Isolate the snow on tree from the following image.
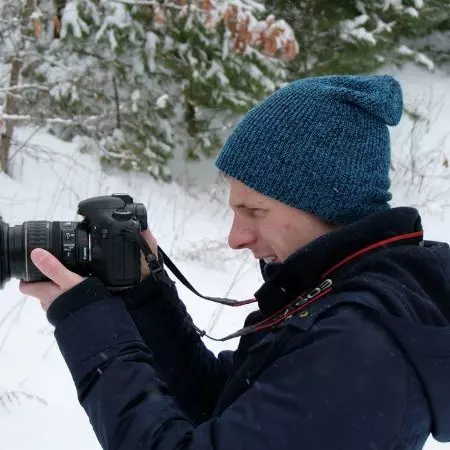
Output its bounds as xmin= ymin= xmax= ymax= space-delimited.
xmin=264 ymin=0 xmax=450 ymax=77
xmin=13 ymin=0 xmax=297 ymax=179
xmin=0 ymin=0 xmax=37 ymax=175
xmin=6 ymin=0 xmax=448 ymax=180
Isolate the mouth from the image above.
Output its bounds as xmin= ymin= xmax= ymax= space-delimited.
xmin=261 ymin=256 xmax=278 ymax=264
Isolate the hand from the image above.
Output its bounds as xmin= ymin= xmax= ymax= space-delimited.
xmin=139 ymin=229 xmax=159 ymax=281
xmin=19 ymin=248 xmax=85 ymax=311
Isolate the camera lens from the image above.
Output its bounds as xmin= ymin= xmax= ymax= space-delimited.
xmin=0 ymin=219 xmax=90 ymax=288
xmin=9 ymin=221 xmax=60 ymax=282
xmin=0 ymin=219 xmax=9 ymax=288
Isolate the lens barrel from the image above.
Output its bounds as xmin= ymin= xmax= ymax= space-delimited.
xmin=0 ymin=220 xmax=90 ymax=287
xmin=9 ymin=221 xmax=57 ymax=282
xmin=0 ymin=219 xmax=9 ymax=288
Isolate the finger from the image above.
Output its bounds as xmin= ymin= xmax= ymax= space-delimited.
xmin=19 ymin=279 xmax=61 ymax=301
xmin=140 ymin=250 xmax=151 ymax=281
xmin=30 ymin=248 xmax=83 ymax=288
xmin=141 ymin=229 xmax=158 ymax=257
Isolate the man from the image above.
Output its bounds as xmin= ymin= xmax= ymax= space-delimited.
xmin=20 ymin=75 xmax=450 ymax=449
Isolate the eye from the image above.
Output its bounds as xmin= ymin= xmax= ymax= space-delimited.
xmin=248 ymin=208 xmax=266 ymax=218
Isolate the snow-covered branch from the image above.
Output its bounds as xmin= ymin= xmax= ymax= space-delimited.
xmin=0 ymin=84 xmax=50 ymax=93
xmin=1 ymin=114 xmax=104 ymax=125
xmin=109 ymin=0 xmax=167 ymax=6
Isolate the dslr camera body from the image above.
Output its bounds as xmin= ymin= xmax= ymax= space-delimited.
xmin=0 ymin=194 xmax=148 ymax=290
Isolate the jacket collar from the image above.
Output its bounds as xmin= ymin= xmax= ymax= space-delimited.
xmin=256 ymin=207 xmax=422 ymax=317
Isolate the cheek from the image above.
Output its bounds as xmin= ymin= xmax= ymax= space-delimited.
xmin=260 ymin=213 xmax=297 ymax=242
xmin=270 ymin=216 xmax=296 ymax=237
xmin=258 ymin=220 xmax=284 ymax=247
xmin=271 ymin=220 xmax=303 ymax=252
xmin=281 ymin=221 xmax=295 ymax=232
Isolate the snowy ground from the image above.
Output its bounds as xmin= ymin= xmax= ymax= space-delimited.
xmin=0 ymin=66 xmax=449 ymax=449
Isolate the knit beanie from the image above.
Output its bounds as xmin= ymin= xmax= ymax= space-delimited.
xmin=215 ymin=75 xmax=403 ymax=224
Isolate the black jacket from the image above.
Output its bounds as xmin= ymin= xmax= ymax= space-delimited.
xmin=47 ymin=207 xmax=450 ymax=449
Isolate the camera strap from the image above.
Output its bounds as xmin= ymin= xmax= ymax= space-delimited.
xmin=139 ymin=231 xmax=424 ymax=342
xmin=138 ymin=236 xmax=256 ymax=307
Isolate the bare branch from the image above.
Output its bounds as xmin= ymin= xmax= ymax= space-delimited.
xmin=112 ymin=76 xmax=121 ymax=129
xmin=0 ymin=84 xmax=50 ymax=93
xmin=1 ymin=113 xmax=105 ymax=125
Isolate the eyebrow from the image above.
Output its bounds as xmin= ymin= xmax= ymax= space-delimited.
xmin=230 ymin=203 xmax=264 ymax=210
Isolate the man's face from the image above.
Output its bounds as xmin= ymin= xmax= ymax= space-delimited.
xmin=228 ymin=178 xmax=336 ymax=263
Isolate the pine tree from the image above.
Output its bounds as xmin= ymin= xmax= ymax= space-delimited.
xmin=17 ymin=0 xmax=297 ymax=180
xmin=394 ymin=0 xmax=450 ymax=67
xmin=264 ymin=0 xmax=450 ymax=78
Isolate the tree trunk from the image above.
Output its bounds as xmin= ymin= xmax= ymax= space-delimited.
xmin=0 ymin=59 xmax=22 ymax=175
xmin=0 ymin=0 xmax=36 ymax=175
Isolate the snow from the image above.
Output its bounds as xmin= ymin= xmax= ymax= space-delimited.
xmin=107 ymin=29 xmax=118 ymax=51
xmin=340 ymin=16 xmax=377 ymax=45
xmin=30 ymin=9 xmax=43 ymax=21
xmin=275 ymin=18 xmax=297 ymax=43
xmin=0 ymin=67 xmax=450 ymax=449
xmin=405 ymin=6 xmax=420 ymax=17
xmin=222 ymin=36 xmax=229 ymax=60
xmin=155 ymin=94 xmax=169 ymax=109
xmin=240 ymin=0 xmax=266 ymax=12
xmin=95 ymin=3 xmax=130 ymax=46
xmin=131 ymin=89 xmax=140 ymax=112
xmin=145 ymin=31 xmax=159 ymax=73
xmin=348 ymin=27 xmax=377 ymax=45
xmin=398 ymin=44 xmax=415 ymax=56
xmin=382 ymin=0 xmax=403 ymax=11
xmin=60 ymin=2 xmax=90 ymax=39
xmin=205 ymin=61 xmax=230 ymax=86
xmin=415 ymin=52 xmax=435 ymax=71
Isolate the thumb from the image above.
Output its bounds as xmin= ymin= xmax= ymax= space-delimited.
xmin=30 ymin=248 xmax=83 ymax=288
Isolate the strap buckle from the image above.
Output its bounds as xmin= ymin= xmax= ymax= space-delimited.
xmin=145 ymin=251 xmax=164 ymax=281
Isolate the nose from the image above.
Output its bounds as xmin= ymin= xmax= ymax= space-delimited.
xmin=228 ymin=215 xmax=256 ymax=250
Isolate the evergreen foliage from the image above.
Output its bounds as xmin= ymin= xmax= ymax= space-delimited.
xmin=1 ymin=0 xmax=449 ymax=179
xmin=17 ymin=0 xmax=297 ymax=179
xmin=265 ymin=0 xmax=450 ymax=77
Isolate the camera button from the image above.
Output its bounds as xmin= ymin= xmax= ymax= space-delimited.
xmin=113 ymin=210 xmax=132 ymax=221
xmin=63 ymin=231 xmax=75 ymax=243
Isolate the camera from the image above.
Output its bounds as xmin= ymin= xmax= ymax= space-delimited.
xmin=0 ymin=194 xmax=148 ymax=290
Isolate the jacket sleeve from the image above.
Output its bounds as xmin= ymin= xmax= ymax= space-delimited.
xmin=47 ymin=276 xmax=233 ymax=424
xmin=121 ymin=274 xmax=235 ymax=423
xmin=48 ymin=278 xmax=419 ymax=450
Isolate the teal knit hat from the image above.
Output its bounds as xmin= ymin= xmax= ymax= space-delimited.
xmin=215 ymin=75 xmax=403 ymax=224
